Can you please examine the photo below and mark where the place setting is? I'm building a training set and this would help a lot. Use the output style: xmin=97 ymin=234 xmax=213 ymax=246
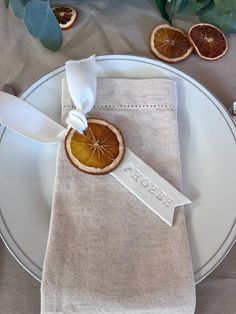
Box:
xmin=1 ymin=1 xmax=236 ymax=313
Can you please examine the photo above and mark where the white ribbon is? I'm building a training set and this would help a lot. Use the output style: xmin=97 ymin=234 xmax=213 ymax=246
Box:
xmin=65 ymin=56 xmax=97 ymax=133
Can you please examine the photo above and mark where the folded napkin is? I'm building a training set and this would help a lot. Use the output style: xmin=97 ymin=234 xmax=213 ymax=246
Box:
xmin=41 ymin=78 xmax=196 ymax=313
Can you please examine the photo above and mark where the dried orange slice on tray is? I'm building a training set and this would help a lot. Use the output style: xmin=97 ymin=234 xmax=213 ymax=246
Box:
xmin=53 ymin=6 xmax=78 ymax=30
xmin=150 ymin=24 xmax=193 ymax=63
xmin=188 ymin=23 xmax=228 ymax=61
xmin=65 ymin=118 xmax=125 ymax=175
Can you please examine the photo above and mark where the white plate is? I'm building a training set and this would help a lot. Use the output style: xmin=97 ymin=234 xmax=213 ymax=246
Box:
xmin=0 ymin=55 xmax=236 ymax=284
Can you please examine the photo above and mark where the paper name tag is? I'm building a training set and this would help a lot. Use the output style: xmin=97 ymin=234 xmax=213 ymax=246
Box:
xmin=112 ymin=148 xmax=191 ymax=226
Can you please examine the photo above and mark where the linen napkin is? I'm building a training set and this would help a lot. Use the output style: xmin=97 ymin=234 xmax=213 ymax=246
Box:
xmin=41 ymin=77 xmax=196 ymax=313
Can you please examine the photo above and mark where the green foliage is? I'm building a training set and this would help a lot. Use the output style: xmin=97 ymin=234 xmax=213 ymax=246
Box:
xmin=155 ymin=0 xmax=171 ymax=24
xmin=170 ymin=0 xmax=184 ymax=16
xmin=175 ymin=0 xmax=211 ymax=16
xmin=156 ymin=0 xmax=236 ymax=32
xmin=24 ymin=0 xmax=62 ymax=51
xmin=214 ymin=0 xmax=236 ymax=14
xmin=11 ymin=0 xmax=30 ymax=18
xmin=198 ymin=2 xmax=236 ymax=32
xmin=4 ymin=0 xmax=10 ymax=8
xmin=3 ymin=0 xmax=63 ymax=51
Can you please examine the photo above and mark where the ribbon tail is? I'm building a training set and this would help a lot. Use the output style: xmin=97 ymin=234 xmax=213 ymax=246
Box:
xmin=0 ymin=91 xmax=65 ymax=143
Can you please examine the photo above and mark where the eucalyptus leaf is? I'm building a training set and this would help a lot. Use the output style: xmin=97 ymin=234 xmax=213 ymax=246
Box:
xmin=170 ymin=0 xmax=184 ymax=16
xmin=11 ymin=0 xmax=30 ymax=19
xmin=198 ymin=2 xmax=236 ymax=32
xmin=24 ymin=0 xmax=62 ymax=51
xmin=4 ymin=0 xmax=10 ymax=8
xmin=156 ymin=0 xmax=171 ymax=23
xmin=176 ymin=0 xmax=211 ymax=16
xmin=214 ymin=0 xmax=236 ymax=14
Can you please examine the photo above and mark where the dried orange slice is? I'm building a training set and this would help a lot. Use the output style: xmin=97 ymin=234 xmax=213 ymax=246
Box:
xmin=150 ymin=24 xmax=193 ymax=63
xmin=52 ymin=6 xmax=78 ymax=30
xmin=188 ymin=23 xmax=228 ymax=61
xmin=65 ymin=118 xmax=125 ymax=175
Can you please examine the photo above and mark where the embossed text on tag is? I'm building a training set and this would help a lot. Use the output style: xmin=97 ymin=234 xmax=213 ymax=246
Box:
xmin=111 ymin=148 xmax=191 ymax=226
xmin=123 ymin=163 xmax=174 ymax=207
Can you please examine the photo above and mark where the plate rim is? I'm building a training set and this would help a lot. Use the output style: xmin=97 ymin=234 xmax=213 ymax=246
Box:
xmin=0 ymin=54 xmax=236 ymax=284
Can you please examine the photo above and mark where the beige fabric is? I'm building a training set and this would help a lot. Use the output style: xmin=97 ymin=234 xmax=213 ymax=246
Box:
xmin=41 ymin=78 xmax=195 ymax=313
xmin=0 ymin=0 xmax=236 ymax=313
